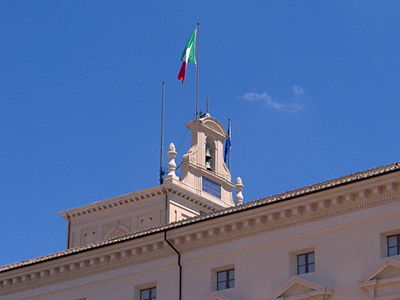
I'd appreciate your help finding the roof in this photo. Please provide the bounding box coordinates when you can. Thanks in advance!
[1,161,399,273]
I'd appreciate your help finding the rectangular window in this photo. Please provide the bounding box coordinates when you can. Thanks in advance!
[388,234,400,256]
[140,287,156,300]
[297,252,315,274]
[217,269,235,290]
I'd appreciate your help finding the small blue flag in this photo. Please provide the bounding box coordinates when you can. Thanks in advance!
[224,120,231,165]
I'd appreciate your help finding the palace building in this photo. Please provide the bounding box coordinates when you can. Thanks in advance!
[0,115,399,300]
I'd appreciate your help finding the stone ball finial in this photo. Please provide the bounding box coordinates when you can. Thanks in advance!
[167,143,178,178]
[235,177,244,205]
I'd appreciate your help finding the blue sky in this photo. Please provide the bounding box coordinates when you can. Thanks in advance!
[1,1,399,266]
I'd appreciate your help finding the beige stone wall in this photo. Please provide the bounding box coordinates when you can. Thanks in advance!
[67,193,166,248]
[181,203,400,300]
[2,171,399,300]
[2,201,399,299]
[63,183,222,248]
[169,200,199,223]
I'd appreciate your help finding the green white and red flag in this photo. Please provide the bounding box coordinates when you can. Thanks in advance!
[177,27,197,84]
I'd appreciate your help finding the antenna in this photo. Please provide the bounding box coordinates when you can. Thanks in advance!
[228,118,231,170]
[159,82,166,184]
[199,98,210,118]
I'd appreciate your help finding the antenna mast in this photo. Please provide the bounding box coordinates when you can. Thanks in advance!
[228,118,232,170]
[159,82,166,184]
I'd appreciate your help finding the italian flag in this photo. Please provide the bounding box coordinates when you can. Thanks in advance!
[177,27,197,84]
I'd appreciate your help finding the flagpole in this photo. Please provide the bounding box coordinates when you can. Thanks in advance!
[159,82,166,184]
[195,22,200,119]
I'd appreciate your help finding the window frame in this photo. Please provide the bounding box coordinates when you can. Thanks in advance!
[387,233,400,257]
[139,286,156,300]
[216,268,235,290]
[297,252,315,275]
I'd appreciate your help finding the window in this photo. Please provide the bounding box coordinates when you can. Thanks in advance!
[217,269,235,290]
[297,252,315,274]
[140,287,156,300]
[388,234,400,256]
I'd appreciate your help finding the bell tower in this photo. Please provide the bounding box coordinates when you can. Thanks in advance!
[179,114,235,207]
[61,114,242,248]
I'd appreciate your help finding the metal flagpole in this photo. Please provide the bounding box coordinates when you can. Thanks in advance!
[195,23,200,119]
[159,82,166,184]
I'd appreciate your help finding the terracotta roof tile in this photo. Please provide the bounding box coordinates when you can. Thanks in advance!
[1,161,399,273]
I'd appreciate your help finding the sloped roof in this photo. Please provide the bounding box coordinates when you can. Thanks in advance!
[1,161,399,273]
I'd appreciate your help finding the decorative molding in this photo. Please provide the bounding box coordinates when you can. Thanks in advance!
[359,258,400,299]
[59,187,165,219]
[59,184,219,220]
[103,226,130,240]
[1,177,399,294]
[179,191,400,254]
[268,276,334,300]
[0,242,174,295]
[205,292,233,300]
[167,187,217,211]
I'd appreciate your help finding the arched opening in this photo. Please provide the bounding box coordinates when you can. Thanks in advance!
[205,138,215,171]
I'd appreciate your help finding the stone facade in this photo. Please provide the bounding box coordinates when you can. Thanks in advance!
[59,116,239,248]
[1,116,399,300]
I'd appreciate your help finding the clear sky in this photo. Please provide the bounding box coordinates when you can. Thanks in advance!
[1,1,399,266]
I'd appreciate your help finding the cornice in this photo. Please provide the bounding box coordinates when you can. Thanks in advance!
[173,182,400,253]
[2,168,399,273]
[59,186,165,220]
[183,162,234,187]
[1,177,399,294]
[185,116,227,140]
[166,179,229,210]
[59,182,219,220]
[59,162,399,221]
[0,239,175,295]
